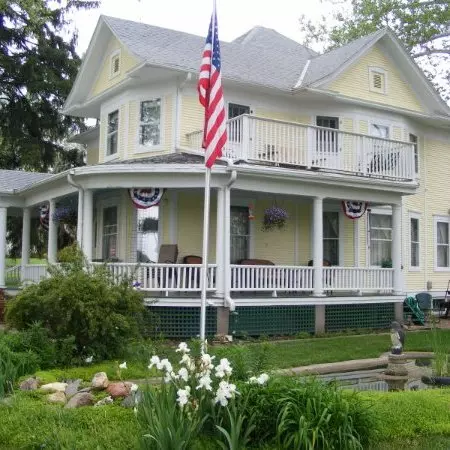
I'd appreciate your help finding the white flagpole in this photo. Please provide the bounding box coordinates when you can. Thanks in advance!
[200,0,217,346]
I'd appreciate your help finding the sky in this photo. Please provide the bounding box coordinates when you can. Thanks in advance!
[72,0,332,54]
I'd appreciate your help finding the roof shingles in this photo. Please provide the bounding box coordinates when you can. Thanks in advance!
[0,170,53,194]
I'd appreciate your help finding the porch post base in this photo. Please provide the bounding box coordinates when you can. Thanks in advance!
[216,306,230,336]
[315,305,325,334]
[312,291,326,297]
[394,302,404,323]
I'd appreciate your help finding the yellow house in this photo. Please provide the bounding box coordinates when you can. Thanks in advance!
[2,16,450,337]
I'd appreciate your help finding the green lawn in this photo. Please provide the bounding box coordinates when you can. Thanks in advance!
[6,257,46,267]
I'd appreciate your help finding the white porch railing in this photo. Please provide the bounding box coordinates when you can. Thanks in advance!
[186,115,415,182]
[99,263,217,293]
[323,267,394,292]
[6,265,21,284]
[230,265,314,292]
[22,265,49,284]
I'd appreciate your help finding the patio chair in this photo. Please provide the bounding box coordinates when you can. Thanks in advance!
[183,255,202,288]
[415,292,434,323]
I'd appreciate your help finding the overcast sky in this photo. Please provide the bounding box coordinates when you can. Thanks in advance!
[73,0,332,54]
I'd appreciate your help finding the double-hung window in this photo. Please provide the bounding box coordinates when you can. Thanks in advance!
[410,216,420,269]
[370,213,392,266]
[102,206,118,261]
[323,211,339,265]
[409,133,419,175]
[139,99,161,148]
[106,110,119,156]
[436,217,450,269]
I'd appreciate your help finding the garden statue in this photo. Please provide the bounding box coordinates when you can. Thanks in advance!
[390,321,405,354]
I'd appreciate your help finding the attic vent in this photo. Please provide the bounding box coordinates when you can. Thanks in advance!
[369,67,387,94]
[110,51,121,78]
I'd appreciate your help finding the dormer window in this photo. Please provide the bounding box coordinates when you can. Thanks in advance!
[110,51,121,78]
[369,67,387,94]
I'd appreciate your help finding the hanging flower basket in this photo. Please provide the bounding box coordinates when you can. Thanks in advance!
[52,207,77,225]
[262,205,288,231]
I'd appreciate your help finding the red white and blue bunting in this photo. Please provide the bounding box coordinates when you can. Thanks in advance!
[39,204,49,230]
[341,201,369,220]
[129,188,165,209]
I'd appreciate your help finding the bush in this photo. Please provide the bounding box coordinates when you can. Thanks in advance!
[240,376,377,449]
[6,245,146,360]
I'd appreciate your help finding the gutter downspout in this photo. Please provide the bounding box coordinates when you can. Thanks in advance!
[224,165,237,311]
[67,171,84,249]
[175,72,192,151]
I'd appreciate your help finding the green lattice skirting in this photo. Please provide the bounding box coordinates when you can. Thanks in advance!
[325,303,395,332]
[229,306,315,337]
[147,306,217,338]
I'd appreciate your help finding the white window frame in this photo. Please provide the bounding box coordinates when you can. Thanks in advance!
[434,215,450,271]
[369,67,387,94]
[409,212,421,271]
[110,50,121,79]
[409,133,419,176]
[136,98,164,153]
[105,109,119,161]
[368,208,392,267]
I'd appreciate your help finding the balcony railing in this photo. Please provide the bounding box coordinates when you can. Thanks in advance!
[186,115,416,182]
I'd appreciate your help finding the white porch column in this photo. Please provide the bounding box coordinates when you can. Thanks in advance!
[224,186,231,300]
[21,207,31,280]
[215,188,226,297]
[76,189,84,247]
[312,197,324,296]
[0,207,7,288]
[82,189,93,261]
[392,203,403,295]
[47,199,58,263]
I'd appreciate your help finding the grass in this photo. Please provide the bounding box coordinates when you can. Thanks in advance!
[26,329,450,384]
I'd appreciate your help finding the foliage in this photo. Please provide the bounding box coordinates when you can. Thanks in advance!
[299,0,450,102]
[0,391,140,449]
[429,320,449,376]
[262,205,289,231]
[5,244,146,360]
[239,376,376,449]
[0,0,99,172]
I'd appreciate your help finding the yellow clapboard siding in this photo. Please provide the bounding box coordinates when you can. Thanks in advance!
[180,95,204,147]
[90,37,139,99]
[343,217,355,266]
[86,147,99,165]
[328,45,424,112]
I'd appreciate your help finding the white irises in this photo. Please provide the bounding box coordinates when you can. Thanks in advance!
[215,358,232,378]
[177,386,191,406]
[214,381,237,406]
[248,373,270,385]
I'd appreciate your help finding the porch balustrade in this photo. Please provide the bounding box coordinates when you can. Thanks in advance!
[186,115,415,182]
[13,263,394,296]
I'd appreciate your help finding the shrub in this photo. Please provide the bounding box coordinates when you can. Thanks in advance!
[6,244,146,360]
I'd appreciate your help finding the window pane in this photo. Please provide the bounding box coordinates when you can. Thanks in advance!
[140,124,160,146]
[370,124,389,138]
[108,110,119,133]
[324,240,339,265]
[370,213,392,266]
[107,133,117,155]
[230,207,249,263]
[437,222,448,244]
[323,212,338,238]
[438,245,448,268]
[140,100,161,146]
[137,207,159,263]
[410,218,419,242]
[103,207,118,260]
[228,103,250,119]
[370,240,391,266]
[411,242,419,267]
[140,99,161,123]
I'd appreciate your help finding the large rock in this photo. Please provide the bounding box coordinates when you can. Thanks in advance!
[40,382,68,393]
[65,379,82,399]
[106,382,133,399]
[47,392,66,404]
[65,392,95,409]
[19,377,39,391]
[91,372,109,390]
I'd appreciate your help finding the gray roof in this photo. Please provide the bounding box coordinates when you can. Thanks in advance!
[0,169,53,193]
[104,152,226,166]
[103,16,318,91]
[301,29,386,86]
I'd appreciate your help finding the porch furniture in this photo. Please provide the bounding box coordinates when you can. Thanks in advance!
[150,244,179,292]
[238,259,275,266]
[183,255,202,287]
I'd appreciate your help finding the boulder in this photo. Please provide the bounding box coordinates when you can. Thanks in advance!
[40,382,68,393]
[65,379,82,399]
[91,372,109,390]
[65,392,95,409]
[19,377,39,391]
[106,382,133,399]
[47,392,66,404]
[94,396,114,407]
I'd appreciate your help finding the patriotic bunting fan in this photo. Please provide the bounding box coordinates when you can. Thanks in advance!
[341,201,369,220]
[39,204,49,230]
[129,188,164,209]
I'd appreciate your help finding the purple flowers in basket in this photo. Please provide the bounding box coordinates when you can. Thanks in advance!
[52,207,77,224]
[263,205,288,231]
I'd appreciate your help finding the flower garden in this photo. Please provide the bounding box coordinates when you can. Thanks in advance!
[1,245,450,449]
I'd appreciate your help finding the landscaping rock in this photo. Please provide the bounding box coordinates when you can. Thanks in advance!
[47,392,66,404]
[65,392,95,409]
[94,396,114,407]
[78,386,93,393]
[65,379,82,399]
[40,382,68,393]
[92,372,109,390]
[106,382,133,398]
[19,377,39,391]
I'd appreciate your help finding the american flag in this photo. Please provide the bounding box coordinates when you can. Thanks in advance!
[198,10,227,168]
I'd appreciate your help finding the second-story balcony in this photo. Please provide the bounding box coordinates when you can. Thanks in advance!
[187,115,416,183]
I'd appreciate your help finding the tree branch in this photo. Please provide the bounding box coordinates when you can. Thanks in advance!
[413,48,450,57]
